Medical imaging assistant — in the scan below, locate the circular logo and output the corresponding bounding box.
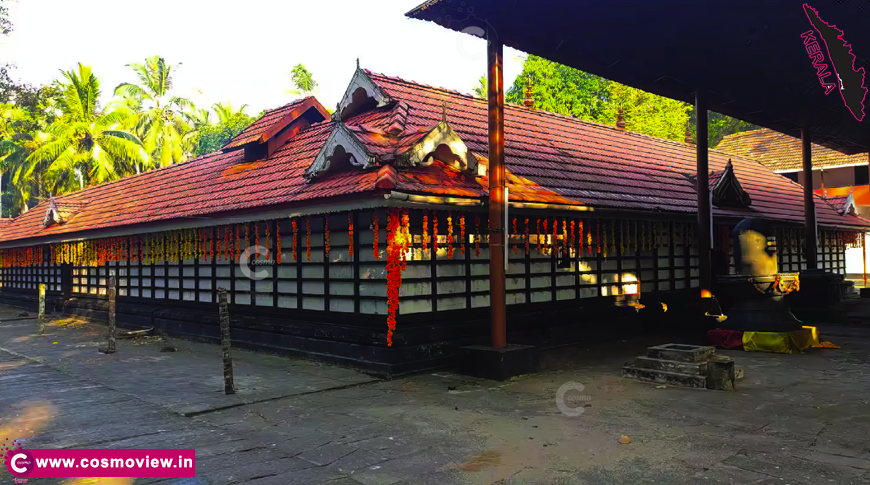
[7,450,35,477]
[555,381,591,417]
[456,26,487,61]
[239,245,271,281]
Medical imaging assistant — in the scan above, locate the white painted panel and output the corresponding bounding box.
[277,281,296,293]
[360,281,386,297]
[256,294,273,306]
[235,293,250,305]
[471,279,490,292]
[437,280,465,294]
[557,289,576,300]
[360,299,387,314]
[255,281,273,293]
[330,282,354,296]
[438,296,466,310]
[303,297,324,310]
[507,292,526,305]
[302,281,324,294]
[530,276,550,289]
[399,298,432,314]
[278,296,297,308]
[531,291,552,302]
[330,298,355,313]
[471,295,490,308]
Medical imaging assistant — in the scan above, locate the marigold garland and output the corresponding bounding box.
[543,219,549,254]
[324,216,330,260]
[422,211,428,251]
[447,212,454,259]
[385,209,405,348]
[433,212,439,254]
[603,221,609,259]
[536,219,542,254]
[596,222,601,255]
[562,220,568,256]
[306,217,312,262]
[401,209,410,271]
[373,213,379,260]
[348,213,353,260]
[460,213,466,255]
[276,222,283,264]
[570,221,575,256]
[579,220,584,255]
[525,218,530,255]
[292,219,298,261]
[552,218,558,256]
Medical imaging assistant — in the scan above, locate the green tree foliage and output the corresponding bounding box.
[115,56,194,167]
[506,55,757,144]
[24,64,147,192]
[193,103,257,157]
[472,75,486,98]
[289,64,317,95]
[506,55,613,124]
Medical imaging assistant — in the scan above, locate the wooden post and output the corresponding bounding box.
[107,271,116,353]
[802,128,818,269]
[695,90,712,294]
[37,283,46,335]
[218,287,235,395]
[100,272,117,354]
[487,25,507,348]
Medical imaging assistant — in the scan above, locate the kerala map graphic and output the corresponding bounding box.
[802,3,867,122]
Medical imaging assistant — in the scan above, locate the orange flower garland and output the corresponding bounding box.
[525,218,530,255]
[433,212,439,254]
[306,217,311,262]
[552,219,558,255]
[562,220,567,256]
[385,209,405,348]
[401,209,410,271]
[447,212,454,259]
[536,219,541,254]
[324,216,330,259]
[460,213,466,255]
[292,220,298,261]
[348,212,354,259]
[570,221,575,256]
[373,213,379,260]
[277,222,282,264]
[423,210,428,251]
[543,219,549,254]
[265,222,271,260]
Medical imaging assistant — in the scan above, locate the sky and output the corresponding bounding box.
[0,0,527,116]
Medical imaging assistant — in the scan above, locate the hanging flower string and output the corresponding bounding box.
[447,212,454,259]
[459,213,466,255]
[433,211,439,254]
[324,216,330,259]
[422,210,428,251]
[536,219,542,255]
[385,209,405,347]
[543,219,549,254]
[306,217,312,262]
[525,218,530,255]
[348,212,354,260]
[372,213,379,260]
[276,222,282,264]
[292,219,298,261]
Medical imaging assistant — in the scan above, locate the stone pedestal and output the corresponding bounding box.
[457,345,539,381]
[623,343,742,390]
[706,356,736,390]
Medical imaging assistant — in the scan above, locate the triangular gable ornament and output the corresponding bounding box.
[334,65,391,121]
[43,196,62,227]
[396,102,478,175]
[711,159,752,208]
[304,122,378,181]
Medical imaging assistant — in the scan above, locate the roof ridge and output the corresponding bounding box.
[369,69,712,149]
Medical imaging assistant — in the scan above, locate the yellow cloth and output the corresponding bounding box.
[742,328,815,354]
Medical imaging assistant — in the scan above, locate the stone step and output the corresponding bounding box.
[646,343,716,363]
[621,366,708,389]
[632,356,707,375]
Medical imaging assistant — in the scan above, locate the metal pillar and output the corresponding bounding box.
[695,91,712,293]
[802,128,818,269]
[487,26,507,348]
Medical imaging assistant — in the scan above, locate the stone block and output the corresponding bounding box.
[621,366,707,388]
[632,356,707,375]
[646,343,716,363]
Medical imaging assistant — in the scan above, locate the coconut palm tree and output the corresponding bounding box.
[115,56,194,166]
[24,63,147,194]
[212,102,248,124]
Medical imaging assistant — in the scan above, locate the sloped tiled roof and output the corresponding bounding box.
[364,71,869,228]
[0,69,867,247]
[716,128,869,172]
[222,97,315,150]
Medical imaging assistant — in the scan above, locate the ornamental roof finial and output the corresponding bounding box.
[523,80,534,109]
[616,108,626,130]
[442,100,448,124]
[356,57,360,70]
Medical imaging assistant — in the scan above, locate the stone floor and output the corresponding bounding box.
[2,305,870,484]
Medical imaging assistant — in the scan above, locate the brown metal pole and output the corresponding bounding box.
[487,26,507,348]
[802,128,818,269]
[695,90,712,293]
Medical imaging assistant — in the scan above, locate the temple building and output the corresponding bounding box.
[0,65,867,375]
[718,129,870,278]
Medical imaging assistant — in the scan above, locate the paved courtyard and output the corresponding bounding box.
[2,305,870,484]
